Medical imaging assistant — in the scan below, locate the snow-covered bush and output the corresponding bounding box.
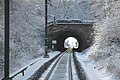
[88,0,120,79]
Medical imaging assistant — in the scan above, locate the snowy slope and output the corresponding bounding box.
[75,50,113,80]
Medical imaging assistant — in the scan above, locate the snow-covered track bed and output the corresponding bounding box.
[39,48,78,80]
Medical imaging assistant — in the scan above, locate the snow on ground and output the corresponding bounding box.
[75,48,113,80]
[10,51,60,80]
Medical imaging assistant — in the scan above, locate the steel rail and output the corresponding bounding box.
[68,52,73,80]
[44,49,73,80]
[44,51,66,80]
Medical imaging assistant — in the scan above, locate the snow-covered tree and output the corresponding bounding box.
[9,0,45,75]
[88,0,120,79]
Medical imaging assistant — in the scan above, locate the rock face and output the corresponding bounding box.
[88,0,120,79]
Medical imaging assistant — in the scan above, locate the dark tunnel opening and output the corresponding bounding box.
[54,28,87,52]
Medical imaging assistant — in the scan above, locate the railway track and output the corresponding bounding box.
[40,48,74,80]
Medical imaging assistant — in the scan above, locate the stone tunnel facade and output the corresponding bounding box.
[47,22,94,52]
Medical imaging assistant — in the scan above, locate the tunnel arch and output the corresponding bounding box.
[54,27,87,52]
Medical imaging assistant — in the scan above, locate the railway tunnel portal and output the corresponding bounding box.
[47,20,95,52]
